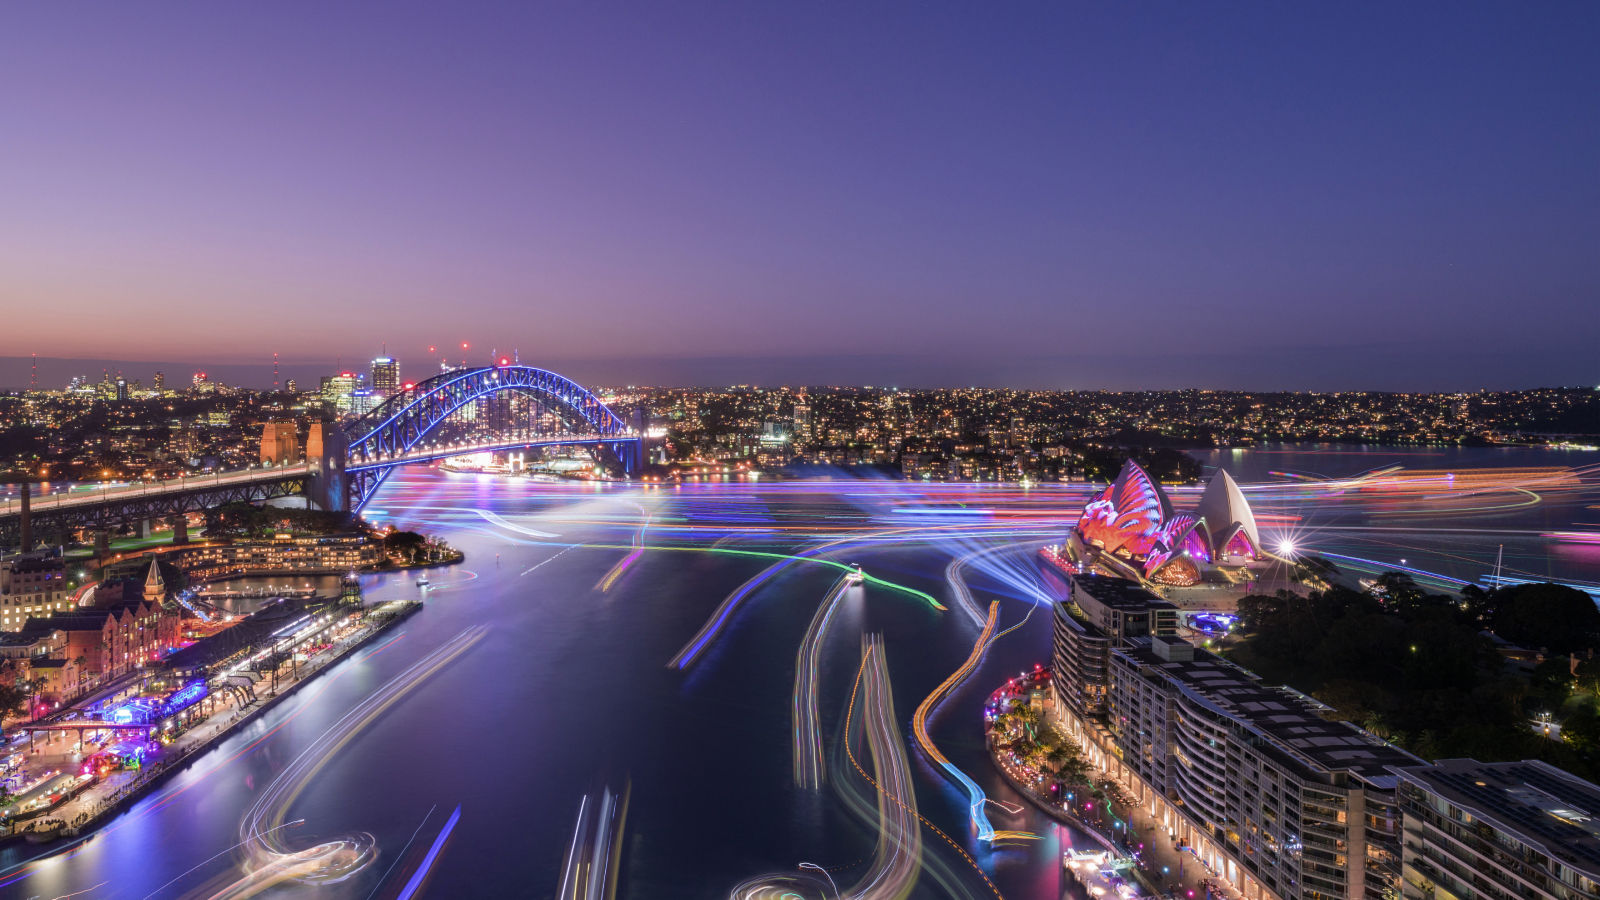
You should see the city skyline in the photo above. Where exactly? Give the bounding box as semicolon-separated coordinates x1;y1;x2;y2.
4;4;1597;387
4;6;1600;899
5;339;1599;394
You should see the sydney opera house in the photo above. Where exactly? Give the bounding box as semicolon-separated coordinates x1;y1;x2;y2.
1043;460;1263;587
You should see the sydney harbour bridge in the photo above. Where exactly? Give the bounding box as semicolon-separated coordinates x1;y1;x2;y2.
0;364;642;549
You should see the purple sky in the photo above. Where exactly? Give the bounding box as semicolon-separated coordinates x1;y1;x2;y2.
2;4;1596;389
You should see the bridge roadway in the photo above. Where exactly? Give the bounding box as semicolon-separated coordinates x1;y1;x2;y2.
344;431;615;471
0;465;313;519
0;432;620;546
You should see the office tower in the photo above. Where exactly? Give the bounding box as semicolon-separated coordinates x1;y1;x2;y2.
371;356;399;395
323;372;360;411
792;403;813;443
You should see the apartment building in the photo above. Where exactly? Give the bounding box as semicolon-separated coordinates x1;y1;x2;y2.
1051;572;1178;716
0;552;78;631
1394;758;1600;900
1103;635;1420;900
1050;571;1421;900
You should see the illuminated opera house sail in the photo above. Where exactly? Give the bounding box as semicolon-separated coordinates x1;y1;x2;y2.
1048;460;1261;587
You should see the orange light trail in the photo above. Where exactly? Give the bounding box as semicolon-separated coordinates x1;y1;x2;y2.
843;642;1006;900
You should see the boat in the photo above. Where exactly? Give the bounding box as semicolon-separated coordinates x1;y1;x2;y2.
415;576;430;588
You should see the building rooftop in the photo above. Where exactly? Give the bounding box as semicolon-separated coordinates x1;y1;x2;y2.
4;553;66;573
1395;758;1600;879
1072;573;1176;613
1119;637;1421;780
161;593;335;672
20;612;119;633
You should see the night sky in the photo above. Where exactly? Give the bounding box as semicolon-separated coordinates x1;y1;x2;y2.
2;4;1595;389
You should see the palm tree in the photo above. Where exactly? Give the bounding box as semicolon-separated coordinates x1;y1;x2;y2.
1043;744;1071;770
1010;703;1040;739
1058;756;1091;786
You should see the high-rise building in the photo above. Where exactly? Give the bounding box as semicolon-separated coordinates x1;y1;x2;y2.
1105;636;1417;900
348;389;379;416
792;403;813;443
1048;570;1426;900
152;371;165;393
322;372;360;412
115;379;128;402
1394;759;1600;900
370;356;399;396
1050;573;1177;716
285;377;297;394
1043;566;1465;896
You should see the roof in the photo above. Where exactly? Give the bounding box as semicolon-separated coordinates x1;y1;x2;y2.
1072;573;1176;613
1394;758;1600;879
1073;460;1264;582
1076;460;1174;559
161;593;337;672
1195;469;1261;552
21;613;115;633
4;554;65;574
18;601;156;635
1117;637;1421;780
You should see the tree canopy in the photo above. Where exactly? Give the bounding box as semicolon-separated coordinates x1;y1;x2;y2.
1488;582;1600;654
1230;579;1600;780
203;502;359;539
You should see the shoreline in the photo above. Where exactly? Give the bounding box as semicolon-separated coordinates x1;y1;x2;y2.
1;600;422;847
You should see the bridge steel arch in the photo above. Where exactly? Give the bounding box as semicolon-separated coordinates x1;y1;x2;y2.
338;365;641;510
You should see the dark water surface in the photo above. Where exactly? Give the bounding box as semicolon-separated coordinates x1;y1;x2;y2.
1;473;1080;899
4;445;1596;899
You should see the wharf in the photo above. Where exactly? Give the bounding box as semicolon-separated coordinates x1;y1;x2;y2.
0;600;421;845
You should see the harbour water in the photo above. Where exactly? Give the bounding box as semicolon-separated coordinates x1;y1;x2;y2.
0;443;1594;898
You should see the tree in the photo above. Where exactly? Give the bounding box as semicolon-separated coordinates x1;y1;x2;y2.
0;683;29;720
1527;657;1575;716
383;531;428;564
1459;584;1495;629
1222;579;1549;767
1492;583;1600;654
1056;755;1091;787
1564;705;1600;754
204;501;269;537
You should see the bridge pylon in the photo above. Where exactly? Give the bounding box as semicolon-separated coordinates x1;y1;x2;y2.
305;421;350;512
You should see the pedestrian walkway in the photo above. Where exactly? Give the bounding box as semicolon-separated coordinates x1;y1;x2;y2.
986;682;1242;900
2;601;417;840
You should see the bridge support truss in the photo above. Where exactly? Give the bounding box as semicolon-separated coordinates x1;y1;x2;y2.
341;364;642;510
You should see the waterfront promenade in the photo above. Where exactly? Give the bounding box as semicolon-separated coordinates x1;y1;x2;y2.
986;675;1238;900
1;598;420;843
